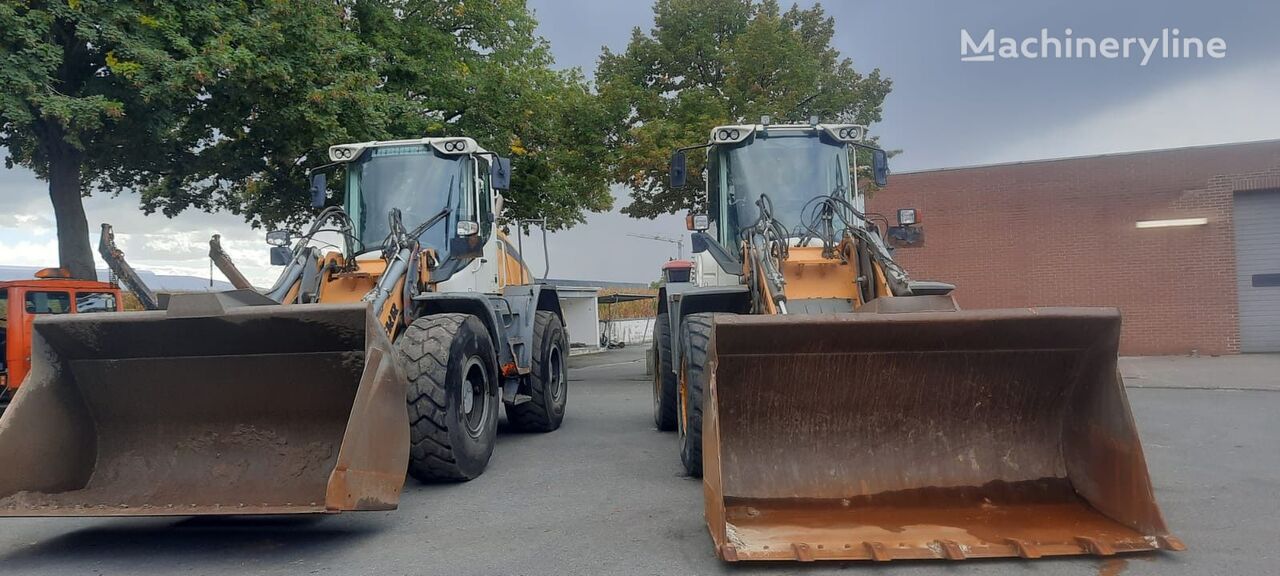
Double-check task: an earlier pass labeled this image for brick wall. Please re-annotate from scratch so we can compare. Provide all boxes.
[868,140,1280,355]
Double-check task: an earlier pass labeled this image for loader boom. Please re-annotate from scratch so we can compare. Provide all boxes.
[208,234,254,290]
[97,223,159,311]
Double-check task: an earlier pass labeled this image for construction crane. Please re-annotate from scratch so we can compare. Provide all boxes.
[627,233,684,260]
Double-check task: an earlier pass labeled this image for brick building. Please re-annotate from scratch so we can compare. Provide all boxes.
[868,140,1280,355]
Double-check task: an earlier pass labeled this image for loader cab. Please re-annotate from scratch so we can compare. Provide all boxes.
[311,137,518,294]
[697,123,883,247]
[330,138,498,261]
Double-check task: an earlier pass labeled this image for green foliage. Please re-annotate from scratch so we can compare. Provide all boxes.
[595,0,892,218]
[0,0,616,276]
[142,0,616,230]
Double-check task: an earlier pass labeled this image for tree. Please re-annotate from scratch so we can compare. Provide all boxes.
[1,1,616,280]
[595,0,892,219]
[1,1,252,278]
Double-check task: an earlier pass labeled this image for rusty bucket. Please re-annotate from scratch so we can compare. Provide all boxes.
[702,308,1183,561]
[0,293,408,516]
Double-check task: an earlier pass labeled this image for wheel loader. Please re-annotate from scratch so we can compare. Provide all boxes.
[0,137,569,516]
[652,120,1184,562]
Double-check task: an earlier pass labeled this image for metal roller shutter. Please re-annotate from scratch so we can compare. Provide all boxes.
[1234,190,1280,352]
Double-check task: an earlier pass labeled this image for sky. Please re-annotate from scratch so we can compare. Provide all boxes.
[2,0,1278,285]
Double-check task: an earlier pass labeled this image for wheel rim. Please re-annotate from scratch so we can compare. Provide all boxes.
[460,356,490,438]
[547,343,565,403]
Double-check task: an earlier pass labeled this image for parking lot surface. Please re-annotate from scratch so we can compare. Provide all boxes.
[0,348,1275,575]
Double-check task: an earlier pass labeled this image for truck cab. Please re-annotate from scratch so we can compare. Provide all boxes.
[0,269,123,399]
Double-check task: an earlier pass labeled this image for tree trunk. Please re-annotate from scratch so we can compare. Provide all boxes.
[47,146,97,281]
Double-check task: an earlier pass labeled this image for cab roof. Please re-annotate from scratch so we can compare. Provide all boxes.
[327,137,492,163]
[0,278,118,291]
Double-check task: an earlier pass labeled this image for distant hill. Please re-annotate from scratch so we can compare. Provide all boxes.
[0,266,235,292]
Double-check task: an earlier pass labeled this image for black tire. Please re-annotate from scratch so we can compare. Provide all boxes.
[396,313,499,482]
[506,311,568,432]
[679,313,714,477]
[652,313,678,431]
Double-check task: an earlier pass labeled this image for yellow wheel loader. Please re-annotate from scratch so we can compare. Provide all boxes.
[0,137,569,516]
[653,120,1184,562]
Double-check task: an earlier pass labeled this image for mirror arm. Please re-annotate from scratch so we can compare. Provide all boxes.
[305,161,343,177]
[692,231,743,276]
[675,142,713,155]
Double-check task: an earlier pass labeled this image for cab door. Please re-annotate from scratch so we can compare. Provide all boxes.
[12,289,73,391]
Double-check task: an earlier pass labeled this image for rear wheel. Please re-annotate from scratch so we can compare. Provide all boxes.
[652,313,678,431]
[506,311,568,432]
[396,313,498,482]
[679,313,714,477]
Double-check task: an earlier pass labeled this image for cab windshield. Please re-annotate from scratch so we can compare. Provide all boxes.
[715,135,852,239]
[345,145,468,254]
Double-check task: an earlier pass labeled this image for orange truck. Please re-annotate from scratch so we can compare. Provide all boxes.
[0,268,123,409]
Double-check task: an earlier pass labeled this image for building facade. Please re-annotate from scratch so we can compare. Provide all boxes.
[869,140,1280,355]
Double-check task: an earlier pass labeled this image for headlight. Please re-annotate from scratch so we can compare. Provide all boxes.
[824,124,867,143]
[328,145,363,161]
[432,138,471,155]
[711,126,753,144]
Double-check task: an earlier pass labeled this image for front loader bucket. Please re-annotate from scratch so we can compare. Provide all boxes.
[703,308,1183,562]
[0,294,408,516]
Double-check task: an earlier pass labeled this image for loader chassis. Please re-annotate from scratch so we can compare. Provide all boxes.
[0,137,567,517]
[653,123,1183,563]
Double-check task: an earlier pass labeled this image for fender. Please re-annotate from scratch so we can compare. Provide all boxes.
[661,286,751,380]
[410,293,509,393]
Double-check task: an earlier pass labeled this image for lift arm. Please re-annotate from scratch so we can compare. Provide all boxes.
[209,234,255,290]
[97,223,160,311]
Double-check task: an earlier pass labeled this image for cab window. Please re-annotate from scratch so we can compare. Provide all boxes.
[25,291,72,314]
[76,292,118,313]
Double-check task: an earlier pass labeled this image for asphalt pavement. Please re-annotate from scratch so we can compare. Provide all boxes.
[0,347,1275,575]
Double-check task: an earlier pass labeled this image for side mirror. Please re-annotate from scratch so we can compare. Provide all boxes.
[266,229,291,247]
[897,208,918,226]
[457,221,480,236]
[871,148,889,187]
[685,213,709,231]
[269,246,292,266]
[490,156,512,190]
[670,150,687,189]
[310,173,327,208]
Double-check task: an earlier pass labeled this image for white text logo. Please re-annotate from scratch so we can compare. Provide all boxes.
[961,28,1227,66]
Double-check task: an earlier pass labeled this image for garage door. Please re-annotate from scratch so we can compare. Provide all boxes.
[1235,190,1280,352]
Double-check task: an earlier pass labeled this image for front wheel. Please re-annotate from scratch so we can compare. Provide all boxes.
[396,313,499,482]
[506,311,568,432]
[679,313,715,477]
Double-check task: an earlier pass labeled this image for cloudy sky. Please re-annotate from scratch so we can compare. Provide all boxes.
[2,0,1278,285]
